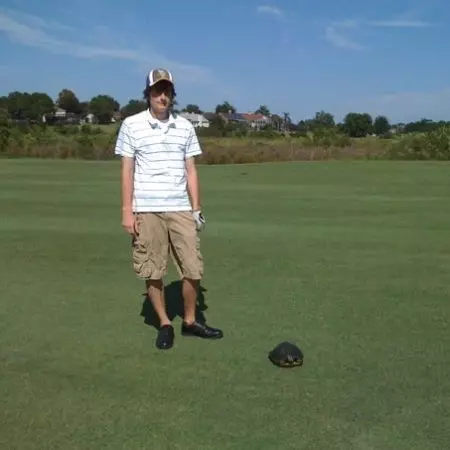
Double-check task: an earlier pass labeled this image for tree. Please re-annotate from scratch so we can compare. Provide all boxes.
[120,99,147,118]
[5,91,30,120]
[89,95,120,124]
[79,101,89,116]
[209,114,227,135]
[296,120,310,134]
[57,89,82,114]
[343,112,373,137]
[5,91,54,121]
[312,111,335,129]
[373,115,390,136]
[215,101,236,114]
[403,118,442,134]
[255,105,270,116]
[0,96,10,124]
[182,104,202,114]
[282,112,291,131]
[29,93,55,121]
[271,114,283,131]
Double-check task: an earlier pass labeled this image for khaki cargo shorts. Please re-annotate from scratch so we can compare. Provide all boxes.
[131,211,203,280]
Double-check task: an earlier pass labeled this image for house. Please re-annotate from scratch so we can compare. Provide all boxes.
[44,107,81,125]
[54,107,67,119]
[84,113,96,124]
[202,112,216,121]
[179,112,210,128]
[219,112,248,125]
[241,113,271,130]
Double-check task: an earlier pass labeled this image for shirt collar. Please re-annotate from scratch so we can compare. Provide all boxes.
[146,109,176,129]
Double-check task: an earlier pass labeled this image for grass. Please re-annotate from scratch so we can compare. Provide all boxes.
[97,123,120,134]
[1,159,449,449]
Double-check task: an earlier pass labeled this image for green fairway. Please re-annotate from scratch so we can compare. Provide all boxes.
[1,159,449,449]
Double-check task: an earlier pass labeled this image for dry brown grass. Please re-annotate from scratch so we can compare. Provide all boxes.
[196,137,390,164]
[5,124,436,162]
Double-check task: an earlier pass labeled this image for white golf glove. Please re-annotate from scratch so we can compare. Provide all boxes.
[192,210,206,232]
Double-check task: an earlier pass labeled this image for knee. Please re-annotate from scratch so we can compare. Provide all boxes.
[183,277,199,287]
[146,279,164,290]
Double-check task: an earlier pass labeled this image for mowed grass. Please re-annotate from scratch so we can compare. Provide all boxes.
[1,159,449,449]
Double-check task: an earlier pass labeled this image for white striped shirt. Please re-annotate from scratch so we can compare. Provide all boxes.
[114,109,202,212]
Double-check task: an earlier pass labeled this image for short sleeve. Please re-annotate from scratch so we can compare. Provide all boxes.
[185,125,202,159]
[115,120,136,158]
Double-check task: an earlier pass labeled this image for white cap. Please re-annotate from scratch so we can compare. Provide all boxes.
[146,68,174,87]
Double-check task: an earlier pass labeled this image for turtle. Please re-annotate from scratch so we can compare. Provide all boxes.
[268,341,304,368]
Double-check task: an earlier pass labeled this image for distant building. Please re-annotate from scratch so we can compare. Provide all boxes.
[241,113,271,130]
[84,113,96,124]
[202,112,216,122]
[54,107,67,119]
[179,112,210,128]
[219,112,248,125]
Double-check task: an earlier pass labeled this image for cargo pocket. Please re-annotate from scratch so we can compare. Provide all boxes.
[132,237,151,278]
[131,214,152,278]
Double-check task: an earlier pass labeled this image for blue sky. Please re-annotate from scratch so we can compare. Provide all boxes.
[1,0,449,123]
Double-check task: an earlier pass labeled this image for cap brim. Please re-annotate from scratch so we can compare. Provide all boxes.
[149,77,174,87]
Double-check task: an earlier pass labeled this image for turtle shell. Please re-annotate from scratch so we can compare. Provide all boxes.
[268,341,304,367]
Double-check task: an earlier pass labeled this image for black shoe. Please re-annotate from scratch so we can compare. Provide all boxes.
[181,321,223,339]
[156,324,174,350]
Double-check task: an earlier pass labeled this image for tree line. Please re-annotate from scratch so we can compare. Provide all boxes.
[1,89,449,139]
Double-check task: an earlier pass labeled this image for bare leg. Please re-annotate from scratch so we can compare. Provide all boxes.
[182,278,198,324]
[181,277,223,339]
[146,279,171,327]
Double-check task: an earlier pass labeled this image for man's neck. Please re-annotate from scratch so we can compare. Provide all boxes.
[149,108,170,122]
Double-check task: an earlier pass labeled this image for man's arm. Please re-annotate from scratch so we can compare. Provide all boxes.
[184,125,203,212]
[121,156,135,212]
[114,120,137,235]
[186,156,200,211]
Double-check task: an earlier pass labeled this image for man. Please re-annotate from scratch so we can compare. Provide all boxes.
[114,68,223,350]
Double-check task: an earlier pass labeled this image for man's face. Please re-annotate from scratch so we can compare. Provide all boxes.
[149,81,174,115]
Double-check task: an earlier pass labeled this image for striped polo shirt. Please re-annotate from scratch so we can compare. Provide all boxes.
[114,109,202,212]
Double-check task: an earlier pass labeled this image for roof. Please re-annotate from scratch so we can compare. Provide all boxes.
[202,112,216,120]
[180,112,209,122]
[241,113,269,121]
[220,112,247,121]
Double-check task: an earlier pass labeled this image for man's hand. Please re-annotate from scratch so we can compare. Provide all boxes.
[122,209,138,236]
[192,210,206,232]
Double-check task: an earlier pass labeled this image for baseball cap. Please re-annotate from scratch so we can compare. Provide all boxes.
[146,68,174,88]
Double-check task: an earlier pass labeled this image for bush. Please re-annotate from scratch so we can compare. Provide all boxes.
[1,122,450,164]
[388,126,450,160]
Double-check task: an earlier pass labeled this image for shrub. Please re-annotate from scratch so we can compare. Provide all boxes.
[1,122,450,164]
[388,126,450,160]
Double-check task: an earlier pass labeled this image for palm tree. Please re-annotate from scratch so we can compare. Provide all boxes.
[282,112,291,131]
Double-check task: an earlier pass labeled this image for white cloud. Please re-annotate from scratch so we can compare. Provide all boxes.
[324,21,365,51]
[257,5,284,19]
[367,20,433,28]
[325,15,434,51]
[333,19,359,29]
[0,7,76,32]
[0,8,212,83]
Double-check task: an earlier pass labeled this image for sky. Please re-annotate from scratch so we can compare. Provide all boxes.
[1,0,449,123]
